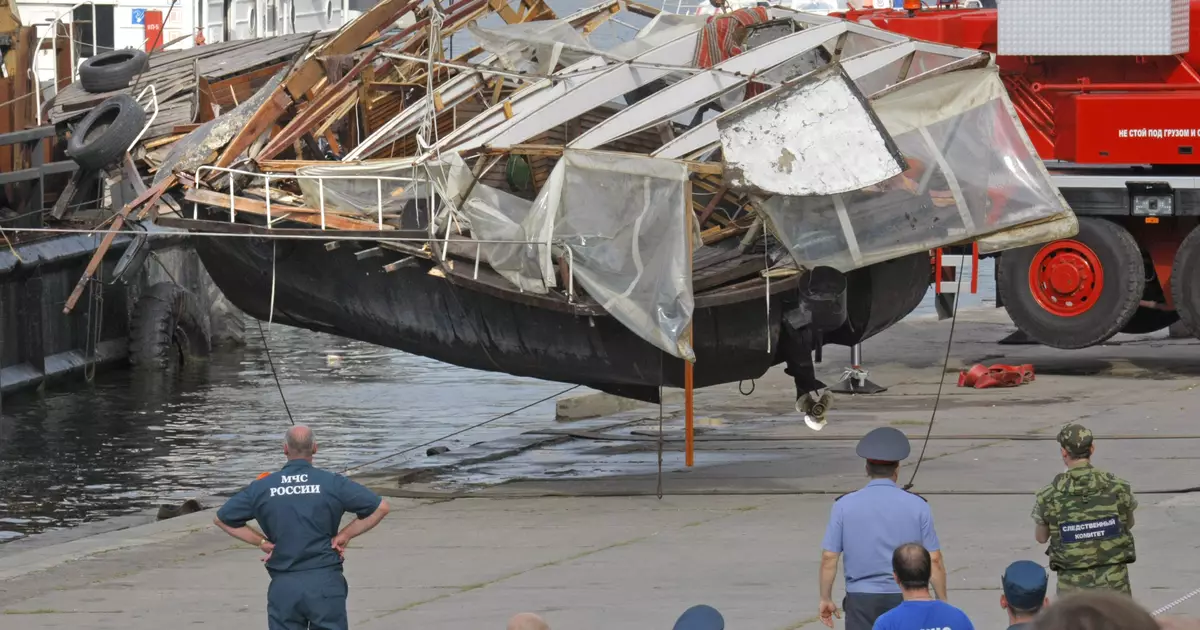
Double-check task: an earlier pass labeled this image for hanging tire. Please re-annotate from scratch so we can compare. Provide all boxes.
[78,49,148,93]
[67,94,146,171]
[997,218,1144,349]
[1171,225,1200,340]
[129,282,212,370]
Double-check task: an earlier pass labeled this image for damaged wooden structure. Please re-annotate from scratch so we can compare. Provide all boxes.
[69,0,1076,408]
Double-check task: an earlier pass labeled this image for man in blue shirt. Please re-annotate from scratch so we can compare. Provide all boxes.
[1001,561,1049,630]
[214,426,391,630]
[873,543,973,630]
[819,427,947,630]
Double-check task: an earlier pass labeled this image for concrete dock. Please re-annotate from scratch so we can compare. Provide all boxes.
[4,307,1200,629]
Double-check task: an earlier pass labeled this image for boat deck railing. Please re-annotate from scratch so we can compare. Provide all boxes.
[190,164,578,301]
[195,165,412,230]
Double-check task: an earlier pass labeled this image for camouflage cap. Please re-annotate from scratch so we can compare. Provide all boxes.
[1057,423,1094,456]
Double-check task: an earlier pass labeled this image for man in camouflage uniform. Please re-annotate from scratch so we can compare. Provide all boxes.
[1032,423,1138,594]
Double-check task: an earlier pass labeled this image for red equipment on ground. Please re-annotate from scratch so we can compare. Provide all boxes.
[840,2,1200,348]
[958,363,1036,389]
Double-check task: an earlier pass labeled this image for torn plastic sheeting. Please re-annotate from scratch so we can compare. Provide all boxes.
[460,182,550,294]
[718,64,905,197]
[872,66,1004,137]
[459,150,697,360]
[294,154,484,218]
[552,151,696,361]
[762,67,1072,272]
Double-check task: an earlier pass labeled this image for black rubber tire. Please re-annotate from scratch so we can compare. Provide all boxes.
[1171,225,1200,340]
[997,218,1144,349]
[129,282,212,371]
[1120,307,1179,334]
[78,49,148,93]
[67,94,146,171]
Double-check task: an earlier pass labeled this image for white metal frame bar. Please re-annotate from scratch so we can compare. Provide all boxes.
[33,1,98,124]
[570,20,848,150]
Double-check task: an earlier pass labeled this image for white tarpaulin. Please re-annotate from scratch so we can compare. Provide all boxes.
[718,64,904,197]
[458,150,697,360]
[762,66,1073,272]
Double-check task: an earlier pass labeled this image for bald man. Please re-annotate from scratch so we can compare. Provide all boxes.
[215,426,390,630]
[508,613,550,630]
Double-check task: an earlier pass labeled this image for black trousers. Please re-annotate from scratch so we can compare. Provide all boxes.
[843,592,904,630]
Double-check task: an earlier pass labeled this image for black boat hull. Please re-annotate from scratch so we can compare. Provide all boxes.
[194,234,929,399]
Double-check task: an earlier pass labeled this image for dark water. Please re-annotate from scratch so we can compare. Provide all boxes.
[0,321,566,543]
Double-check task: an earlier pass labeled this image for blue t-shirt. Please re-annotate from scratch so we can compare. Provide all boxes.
[872,600,974,630]
[217,459,382,573]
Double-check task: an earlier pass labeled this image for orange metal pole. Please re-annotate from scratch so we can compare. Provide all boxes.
[685,357,694,467]
[684,180,695,467]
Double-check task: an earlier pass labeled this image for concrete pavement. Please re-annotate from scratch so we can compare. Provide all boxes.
[4,308,1200,629]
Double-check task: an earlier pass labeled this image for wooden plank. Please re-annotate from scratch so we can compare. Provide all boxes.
[213,86,293,170]
[285,0,420,100]
[624,0,662,17]
[183,187,394,231]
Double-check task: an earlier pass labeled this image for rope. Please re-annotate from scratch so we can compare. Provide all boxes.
[256,319,295,425]
[904,254,966,491]
[259,239,295,424]
[338,383,580,475]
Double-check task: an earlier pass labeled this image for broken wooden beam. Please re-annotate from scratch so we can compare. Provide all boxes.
[63,175,177,314]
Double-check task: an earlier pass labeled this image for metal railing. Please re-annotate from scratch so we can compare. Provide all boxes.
[194,165,414,230]
[129,84,159,153]
[32,1,98,124]
[189,164,576,299]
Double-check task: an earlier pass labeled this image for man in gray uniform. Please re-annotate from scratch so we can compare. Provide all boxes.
[215,426,391,630]
[819,427,947,630]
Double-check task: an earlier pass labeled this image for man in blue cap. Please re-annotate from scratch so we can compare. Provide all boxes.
[1001,561,1049,630]
[819,427,947,630]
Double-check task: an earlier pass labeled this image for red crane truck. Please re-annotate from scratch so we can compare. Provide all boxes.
[838,0,1200,348]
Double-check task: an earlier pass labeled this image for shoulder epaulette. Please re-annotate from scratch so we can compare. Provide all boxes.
[906,489,928,502]
[834,492,849,502]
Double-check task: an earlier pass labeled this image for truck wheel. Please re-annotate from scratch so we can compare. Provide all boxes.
[129,282,212,370]
[997,218,1144,349]
[1171,225,1200,339]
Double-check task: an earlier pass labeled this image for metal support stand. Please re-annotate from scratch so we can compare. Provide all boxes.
[829,343,888,394]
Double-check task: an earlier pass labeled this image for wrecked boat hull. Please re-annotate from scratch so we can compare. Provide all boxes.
[193,232,929,401]
[197,234,779,400]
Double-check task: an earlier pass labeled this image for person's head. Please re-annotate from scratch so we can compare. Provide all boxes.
[856,427,909,481]
[892,543,931,593]
[1031,591,1155,630]
[1001,560,1049,623]
[673,605,724,630]
[506,613,549,630]
[1057,423,1095,464]
[284,425,317,461]
[867,460,899,480]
